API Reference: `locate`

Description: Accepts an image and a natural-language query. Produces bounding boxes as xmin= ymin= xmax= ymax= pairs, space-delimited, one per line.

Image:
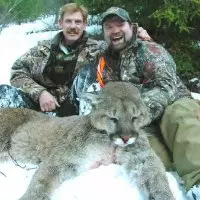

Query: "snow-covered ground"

xmin=0 ymin=160 xmax=188 ymax=200
xmin=0 ymin=17 xmax=199 ymax=200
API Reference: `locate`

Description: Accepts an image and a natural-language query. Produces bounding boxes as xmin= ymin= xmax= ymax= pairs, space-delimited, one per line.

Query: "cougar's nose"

xmin=121 ymin=135 xmax=130 ymax=143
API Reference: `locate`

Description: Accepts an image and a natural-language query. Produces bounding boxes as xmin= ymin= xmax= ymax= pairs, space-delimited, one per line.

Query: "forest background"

xmin=0 ymin=0 xmax=200 ymax=86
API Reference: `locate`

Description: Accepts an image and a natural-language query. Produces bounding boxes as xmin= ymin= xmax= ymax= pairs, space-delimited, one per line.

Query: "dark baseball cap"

xmin=101 ymin=7 xmax=131 ymax=24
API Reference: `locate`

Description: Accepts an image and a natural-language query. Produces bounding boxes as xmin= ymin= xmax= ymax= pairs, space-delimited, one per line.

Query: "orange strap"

xmin=96 ymin=56 xmax=106 ymax=88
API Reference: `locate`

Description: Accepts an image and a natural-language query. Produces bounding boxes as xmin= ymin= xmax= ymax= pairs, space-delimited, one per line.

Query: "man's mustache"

xmin=110 ymin=32 xmax=124 ymax=38
xmin=66 ymin=28 xmax=79 ymax=34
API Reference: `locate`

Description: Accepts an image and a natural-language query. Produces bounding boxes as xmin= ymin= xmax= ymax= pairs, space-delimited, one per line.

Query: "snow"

xmin=0 ymin=18 xmax=57 ymax=84
xmin=0 ymin=161 xmax=188 ymax=200
xmin=0 ymin=17 xmax=199 ymax=200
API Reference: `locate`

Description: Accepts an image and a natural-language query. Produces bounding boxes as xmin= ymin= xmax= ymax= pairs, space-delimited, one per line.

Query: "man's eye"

xmin=117 ymin=22 xmax=124 ymax=27
xmin=105 ymin=26 xmax=112 ymax=30
xmin=75 ymin=20 xmax=82 ymax=24
xmin=65 ymin=20 xmax=71 ymax=24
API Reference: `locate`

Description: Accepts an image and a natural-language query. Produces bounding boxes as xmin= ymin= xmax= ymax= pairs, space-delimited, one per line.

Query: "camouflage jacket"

xmin=72 ymin=38 xmax=191 ymax=122
xmin=10 ymin=31 xmax=106 ymax=104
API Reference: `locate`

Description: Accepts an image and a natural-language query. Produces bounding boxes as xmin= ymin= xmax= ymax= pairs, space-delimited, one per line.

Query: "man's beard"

xmin=110 ymin=37 xmax=128 ymax=51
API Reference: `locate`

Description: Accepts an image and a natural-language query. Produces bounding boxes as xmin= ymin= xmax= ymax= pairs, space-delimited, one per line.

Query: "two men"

xmin=73 ymin=7 xmax=200 ymax=198
xmin=0 ymin=3 xmax=148 ymax=117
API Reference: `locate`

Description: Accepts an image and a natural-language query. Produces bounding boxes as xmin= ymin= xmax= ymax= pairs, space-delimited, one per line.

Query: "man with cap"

xmin=72 ymin=7 xmax=200 ymax=198
xmin=73 ymin=6 xmax=190 ymax=118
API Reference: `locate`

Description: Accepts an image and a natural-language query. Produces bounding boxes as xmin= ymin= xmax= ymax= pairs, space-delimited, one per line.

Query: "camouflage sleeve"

xmin=136 ymin=40 xmax=178 ymax=122
xmin=10 ymin=44 xmax=47 ymax=103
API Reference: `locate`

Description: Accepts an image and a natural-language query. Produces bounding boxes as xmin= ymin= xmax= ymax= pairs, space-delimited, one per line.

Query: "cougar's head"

xmin=85 ymin=81 xmax=151 ymax=147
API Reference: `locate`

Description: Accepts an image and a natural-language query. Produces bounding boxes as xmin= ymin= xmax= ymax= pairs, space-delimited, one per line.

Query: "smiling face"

xmin=59 ymin=11 xmax=86 ymax=45
xmin=103 ymin=16 xmax=133 ymax=51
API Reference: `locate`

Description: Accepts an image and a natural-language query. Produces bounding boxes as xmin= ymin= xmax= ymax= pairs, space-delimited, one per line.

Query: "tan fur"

xmin=0 ymin=82 xmax=174 ymax=200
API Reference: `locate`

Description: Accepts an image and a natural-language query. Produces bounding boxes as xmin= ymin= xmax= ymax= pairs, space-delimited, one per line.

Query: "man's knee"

xmin=160 ymin=98 xmax=199 ymax=151
xmin=0 ymin=84 xmax=20 ymax=107
xmin=0 ymin=84 xmax=37 ymax=109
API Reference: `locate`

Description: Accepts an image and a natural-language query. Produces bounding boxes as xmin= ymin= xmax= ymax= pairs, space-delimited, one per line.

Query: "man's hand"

xmin=39 ymin=90 xmax=60 ymax=112
xmin=137 ymin=27 xmax=152 ymax=41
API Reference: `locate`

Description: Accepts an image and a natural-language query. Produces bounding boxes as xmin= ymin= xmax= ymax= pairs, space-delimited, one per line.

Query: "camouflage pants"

xmin=0 ymin=84 xmax=39 ymax=110
xmin=0 ymin=84 xmax=77 ymax=117
xmin=160 ymin=97 xmax=200 ymax=190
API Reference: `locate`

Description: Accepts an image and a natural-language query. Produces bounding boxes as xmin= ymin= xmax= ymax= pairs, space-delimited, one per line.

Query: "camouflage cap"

xmin=101 ymin=7 xmax=131 ymax=24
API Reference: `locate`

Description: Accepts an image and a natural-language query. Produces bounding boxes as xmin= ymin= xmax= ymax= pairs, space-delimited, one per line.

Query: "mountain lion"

xmin=0 ymin=81 xmax=174 ymax=200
